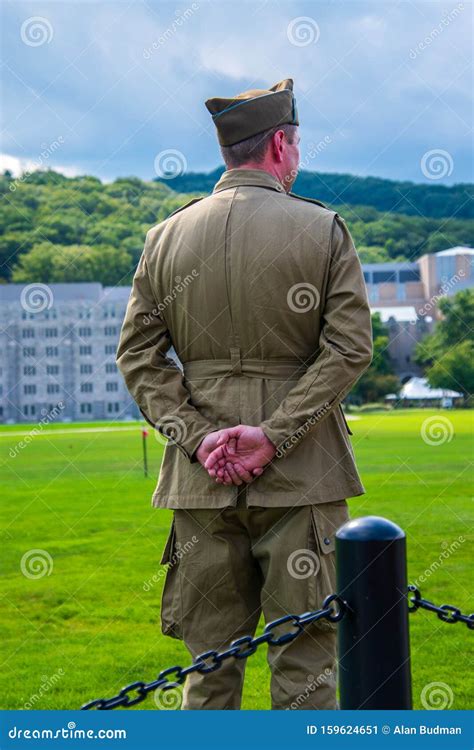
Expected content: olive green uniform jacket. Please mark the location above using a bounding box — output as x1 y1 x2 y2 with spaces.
116 169 373 509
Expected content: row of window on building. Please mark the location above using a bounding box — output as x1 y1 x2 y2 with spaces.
20 326 119 339
21 382 121 395
20 309 120 320
21 363 118 376
20 344 117 357
363 269 420 284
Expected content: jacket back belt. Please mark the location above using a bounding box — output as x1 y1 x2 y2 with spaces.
183 355 310 381
182 354 353 433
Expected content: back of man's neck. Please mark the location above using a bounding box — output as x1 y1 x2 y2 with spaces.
232 163 285 187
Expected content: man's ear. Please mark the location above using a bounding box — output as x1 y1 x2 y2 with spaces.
271 129 285 162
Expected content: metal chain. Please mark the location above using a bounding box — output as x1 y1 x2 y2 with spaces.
81 586 473 710
408 585 474 629
81 593 345 710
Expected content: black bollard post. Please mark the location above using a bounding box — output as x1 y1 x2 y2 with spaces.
336 515 412 709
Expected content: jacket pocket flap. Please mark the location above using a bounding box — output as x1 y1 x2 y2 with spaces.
311 501 348 554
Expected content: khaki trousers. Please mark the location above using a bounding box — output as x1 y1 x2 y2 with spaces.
159 496 349 710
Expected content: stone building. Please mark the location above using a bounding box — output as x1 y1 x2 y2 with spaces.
0 283 139 423
363 246 473 381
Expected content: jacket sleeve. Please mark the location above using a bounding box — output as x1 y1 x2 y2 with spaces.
116 236 215 462
260 214 373 457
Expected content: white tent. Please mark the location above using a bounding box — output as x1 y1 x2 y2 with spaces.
371 306 418 324
386 377 462 400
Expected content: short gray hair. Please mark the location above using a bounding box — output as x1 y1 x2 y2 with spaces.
220 123 297 168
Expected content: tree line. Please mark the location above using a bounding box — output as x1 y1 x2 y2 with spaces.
0 168 471 286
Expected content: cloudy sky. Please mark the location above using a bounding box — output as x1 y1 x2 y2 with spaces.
1 0 472 184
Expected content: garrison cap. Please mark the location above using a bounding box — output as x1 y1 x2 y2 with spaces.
205 78 299 147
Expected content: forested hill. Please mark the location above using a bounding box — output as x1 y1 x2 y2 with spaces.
156 167 473 220
0 169 472 287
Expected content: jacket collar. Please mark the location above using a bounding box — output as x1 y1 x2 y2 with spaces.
213 168 286 195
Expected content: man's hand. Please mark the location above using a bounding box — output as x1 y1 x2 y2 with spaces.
204 426 276 486
195 428 256 485
195 431 227 471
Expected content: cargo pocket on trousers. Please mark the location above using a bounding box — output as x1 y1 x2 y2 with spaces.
159 518 182 641
308 501 349 631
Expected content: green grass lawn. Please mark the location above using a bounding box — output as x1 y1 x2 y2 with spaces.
1 410 472 710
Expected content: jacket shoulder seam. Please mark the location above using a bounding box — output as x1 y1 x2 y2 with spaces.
287 191 329 210
167 196 205 218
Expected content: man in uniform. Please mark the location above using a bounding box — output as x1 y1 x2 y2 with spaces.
116 78 373 710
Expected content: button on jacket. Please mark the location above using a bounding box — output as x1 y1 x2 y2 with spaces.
116 168 373 509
